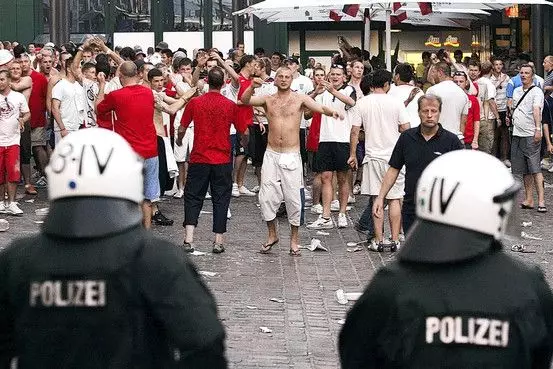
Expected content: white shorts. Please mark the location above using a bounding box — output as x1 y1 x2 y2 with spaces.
259 149 305 226
174 127 193 162
361 158 405 199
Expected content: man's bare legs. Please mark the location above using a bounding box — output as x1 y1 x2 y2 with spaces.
373 198 401 243
522 174 535 207
32 145 49 176
388 199 402 242
264 219 279 246
320 171 334 218
336 170 350 213
311 173 322 206
290 225 300 253
233 154 245 187
142 201 152 229
533 173 546 208
235 156 248 188
176 161 187 190
0 182 17 204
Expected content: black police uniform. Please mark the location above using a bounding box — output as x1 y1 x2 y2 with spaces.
0 198 227 369
339 220 553 369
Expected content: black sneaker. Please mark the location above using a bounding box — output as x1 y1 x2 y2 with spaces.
181 242 194 253
212 242 225 254
153 211 174 226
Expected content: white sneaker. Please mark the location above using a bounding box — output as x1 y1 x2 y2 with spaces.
232 183 240 197
5 202 23 216
239 186 257 196
330 200 351 212
348 195 356 204
0 202 6 214
205 191 212 199
353 183 361 195
337 213 348 228
306 215 334 230
173 189 184 199
310 204 323 214
503 160 511 168
227 208 232 219
251 185 260 193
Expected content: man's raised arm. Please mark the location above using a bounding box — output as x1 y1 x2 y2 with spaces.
240 77 266 107
301 94 343 120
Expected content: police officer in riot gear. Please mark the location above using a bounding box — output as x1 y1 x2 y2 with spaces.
0 129 227 368
339 150 553 368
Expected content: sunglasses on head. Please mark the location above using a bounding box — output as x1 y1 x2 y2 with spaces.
453 71 467 77
331 64 345 70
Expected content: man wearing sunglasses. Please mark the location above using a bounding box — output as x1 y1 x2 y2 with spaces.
0 69 30 215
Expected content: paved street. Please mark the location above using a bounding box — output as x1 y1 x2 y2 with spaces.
1 168 553 369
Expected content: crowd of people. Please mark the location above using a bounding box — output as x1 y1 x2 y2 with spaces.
0 37 551 254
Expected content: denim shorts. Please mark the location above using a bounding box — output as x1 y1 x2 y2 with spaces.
143 156 161 202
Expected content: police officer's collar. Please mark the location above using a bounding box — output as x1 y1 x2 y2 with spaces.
43 197 143 239
398 219 496 264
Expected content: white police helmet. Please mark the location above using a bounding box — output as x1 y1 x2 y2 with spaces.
416 150 519 240
45 129 143 203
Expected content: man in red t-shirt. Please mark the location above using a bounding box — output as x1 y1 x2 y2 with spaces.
176 67 248 254
96 61 159 229
22 54 49 180
232 55 256 197
453 71 480 150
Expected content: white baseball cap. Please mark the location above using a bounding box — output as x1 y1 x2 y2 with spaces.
0 50 14 67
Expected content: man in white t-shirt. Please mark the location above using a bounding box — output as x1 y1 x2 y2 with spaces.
284 57 314 168
511 64 546 213
389 63 423 127
0 70 30 215
348 69 410 250
52 57 87 144
468 60 500 154
306 64 356 230
427 62 468 140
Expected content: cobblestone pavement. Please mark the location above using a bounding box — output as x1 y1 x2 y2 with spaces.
1 169 552 368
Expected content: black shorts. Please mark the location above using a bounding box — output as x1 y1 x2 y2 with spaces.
252 124 268 167
234 131 249 157
315 142 350 172
19 122 32 165
309 151 321 173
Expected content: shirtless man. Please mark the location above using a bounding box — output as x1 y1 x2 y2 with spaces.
241 67 343 256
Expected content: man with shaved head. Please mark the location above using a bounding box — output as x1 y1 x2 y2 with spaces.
543 55 553 95
96 61 160 229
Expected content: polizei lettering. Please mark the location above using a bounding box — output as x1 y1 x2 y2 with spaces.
29 280 106 307
426 316 509 347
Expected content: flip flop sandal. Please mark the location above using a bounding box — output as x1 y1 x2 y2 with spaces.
538 206 548 213
520 204 535 209
260 239 279 254
289 249 301 257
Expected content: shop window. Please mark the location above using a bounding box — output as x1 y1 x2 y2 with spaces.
69 0 106 34
115 0 151 32
162 0 253 32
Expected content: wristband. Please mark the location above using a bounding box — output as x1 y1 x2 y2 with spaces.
536 127 542 131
